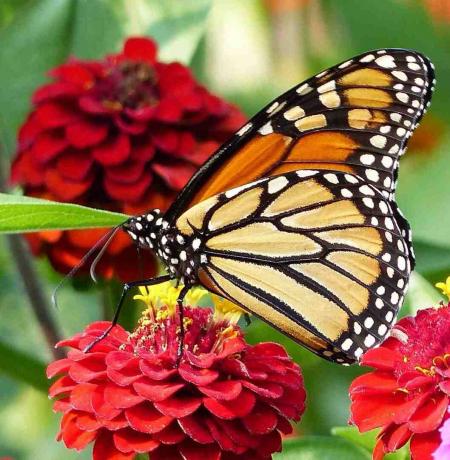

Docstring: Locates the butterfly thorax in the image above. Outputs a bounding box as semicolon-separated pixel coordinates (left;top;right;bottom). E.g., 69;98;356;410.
122;210;202;285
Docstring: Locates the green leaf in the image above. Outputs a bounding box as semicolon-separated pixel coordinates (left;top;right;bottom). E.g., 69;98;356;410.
275;436;371;460
397;140;450;249
0;339;47;392
0;194;127;233
332;427;409;460
139;0;212;64
414;240;450;281
0;0;212;154
71;0;211;62
0;0;73;154
69;0;129;59
402;271;444;317
332;426;377;452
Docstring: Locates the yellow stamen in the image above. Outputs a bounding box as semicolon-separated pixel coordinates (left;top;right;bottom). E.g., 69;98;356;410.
134;282;211;314
396;387;409;394
185;286;210;306
436;276;450;300
212;294;247;324
414;366;435;377
133;281;247;325
156;307;171;322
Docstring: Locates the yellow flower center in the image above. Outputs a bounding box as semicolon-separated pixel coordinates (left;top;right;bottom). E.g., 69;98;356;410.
133;281;247;325
436;275;450;300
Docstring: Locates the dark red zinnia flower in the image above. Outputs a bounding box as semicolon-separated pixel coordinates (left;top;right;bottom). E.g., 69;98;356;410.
47;285;306;459
349;303;450;460
11;37;246;281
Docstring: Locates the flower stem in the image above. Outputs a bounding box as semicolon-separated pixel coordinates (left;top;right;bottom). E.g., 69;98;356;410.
6;234;64;358
0;156;63;359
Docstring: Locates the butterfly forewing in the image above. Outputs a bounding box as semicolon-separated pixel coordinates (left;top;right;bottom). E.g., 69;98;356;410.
167;48;434;217
175;170;410;364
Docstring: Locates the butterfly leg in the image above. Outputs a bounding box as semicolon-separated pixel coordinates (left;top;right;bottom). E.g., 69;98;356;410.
176;284;190;365
83;274;171;352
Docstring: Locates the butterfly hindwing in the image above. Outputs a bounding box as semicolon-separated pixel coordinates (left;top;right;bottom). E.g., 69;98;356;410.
175;170;410;364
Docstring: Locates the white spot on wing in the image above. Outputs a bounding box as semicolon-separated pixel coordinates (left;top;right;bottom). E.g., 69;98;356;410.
319;91;341;108
284;106;305;121
375;55;396;68
339;60;353;69
341;338;353;351
396;92;409;103
360;154;375;165
389;144;399;155
259;122;273;135
296;83;312;95
324;173;339;184
296;170;318;178
317;80;336;94
408;62;421;71
360;54;375;63
359;185;375;196
268;176;289;194
382;156;394;167
363;197;374;208
224;178;267;199
370;135;387;149
390;113;402;122
392;71;408;81
237;123;252;136
266;101;280;114
345;174;359;184
366;169;380;183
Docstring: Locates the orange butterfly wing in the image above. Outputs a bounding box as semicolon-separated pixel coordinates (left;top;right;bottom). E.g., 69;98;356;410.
166;49;434;218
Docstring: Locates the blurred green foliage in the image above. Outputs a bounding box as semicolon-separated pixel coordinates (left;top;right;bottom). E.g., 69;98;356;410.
0;0;449;459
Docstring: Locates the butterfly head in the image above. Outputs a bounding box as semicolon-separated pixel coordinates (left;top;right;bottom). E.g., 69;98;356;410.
122;209;168;250
122;210;203;285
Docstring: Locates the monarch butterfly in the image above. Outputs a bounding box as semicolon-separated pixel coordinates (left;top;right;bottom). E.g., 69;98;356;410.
89;49;435;365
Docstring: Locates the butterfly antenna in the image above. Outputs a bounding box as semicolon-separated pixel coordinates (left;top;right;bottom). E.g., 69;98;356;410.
89;225;122;284
51;224;123;309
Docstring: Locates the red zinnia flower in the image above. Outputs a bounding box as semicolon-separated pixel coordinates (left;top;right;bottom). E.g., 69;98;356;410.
10;37;245;281
349;303;450;460
47;284;306;459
